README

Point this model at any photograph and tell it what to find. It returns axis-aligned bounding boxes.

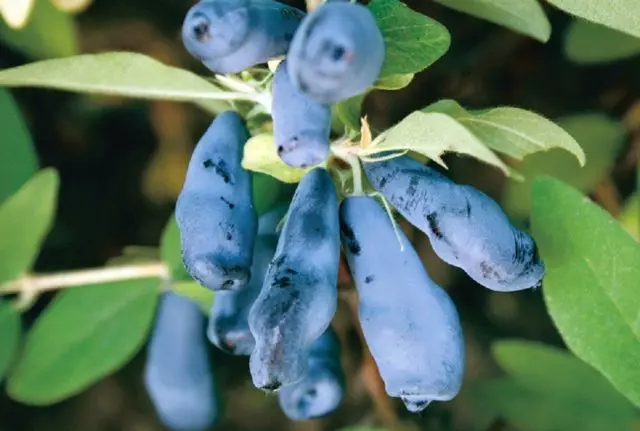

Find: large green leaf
[493,340,638,418]
[503,113,626,219]
[0,298,20,382]
[469,378,633,431]
[424,99,585,164]
[0,169,59,284]
[369,0,451,78]
[0,0,78,59]
[0,89,38,204]
[252,172,284,215]
[531,177,640,407]
[7,278,159,404]
[434,0,551,42]
[0,52,230,112]
[545,0,640,38]
[564,19,640,64]
[242,134,309,183]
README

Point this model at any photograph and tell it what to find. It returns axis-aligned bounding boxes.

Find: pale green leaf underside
[373,73,414,90]
[503,113,626,219]
[545,0,640,39]
[564,19,640,64]
[531,177,640,407]
[7,278,159,405]
[424,99,585,165]
[0,168,59,284]
[434,0,551,42]
[0,52,230,112]
[242,134,309,183]
[369,0,451,78]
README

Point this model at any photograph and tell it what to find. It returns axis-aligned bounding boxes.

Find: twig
[0,262,170,295]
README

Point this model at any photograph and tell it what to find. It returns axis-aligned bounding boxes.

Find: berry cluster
[143,0,545,429]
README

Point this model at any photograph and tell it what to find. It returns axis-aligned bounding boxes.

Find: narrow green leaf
[373,73,414,90]
[0,0,77,59]
[434,0,551,42]
[0,52,230,112]
[0,299,20,382]
[241,133,309,183]
[424,99,585,165]
[334,93,366,133]
[363,110,511,175]
[503,114,626,219]
[369,0,451,78]
[0,89,38,204]
[160,214,191,282]
[171,281,214,315]
[545,0,640,38]
[531,177,640,407]
[7,278,159,405]
[564,19,640,64]
[493,340,638,418]
[469,378,631,431]
[0,169,59,284]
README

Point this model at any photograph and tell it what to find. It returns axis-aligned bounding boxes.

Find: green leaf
[493,340,638,418]
[369,0,451,78]
[373,73,414,90]
[7,278,159,405]
[469,378,632,431]
[434,0,551,42]
[545,0,640,39]
[564,19,640,64]
[252,172,284,215]
[620,194,639,241]
[424,99,585,165]
[531,177,640,407]
[0,89,38,204]
[0,0,78,59]
[363,110,512,175]
[0,169,59,284]
[241,133,309,183]
[0,52,230,112]
[171,281,214,315]
[160,214,191,282]
[503,113,626,219]
[334,93,366,133]
[0,299,20,382]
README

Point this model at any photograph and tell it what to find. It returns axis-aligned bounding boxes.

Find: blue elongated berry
[207,204,288,355]
[286,2,385,104]
[340,196,464,413]
[278,328,345,421]
[182,0,305,74]
[248,168,340,391]
[176,111,257,292]
[271,60,331,168]
[364,156,544,292]
[144,292,218,431]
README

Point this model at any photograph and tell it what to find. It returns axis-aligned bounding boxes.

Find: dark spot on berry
[406,176,419,197]
[262,381,282,392]
[220,196,235,209]
[426,213,444,240]
[274,276,292,288]
[365,275,375,284]
[331,45,346,61]
[284,268,298,275]
[465,199,471,218]
[277,145,285,154]
[203,159,214,168]
[340,222,361,256]
[192,17,210,41]
[378,175,389,189]
[480,260,501,280]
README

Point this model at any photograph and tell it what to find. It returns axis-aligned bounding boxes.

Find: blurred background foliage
[0,0,638,430]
